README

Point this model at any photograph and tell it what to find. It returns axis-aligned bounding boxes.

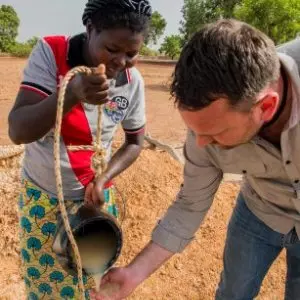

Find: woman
[8,0,152,298]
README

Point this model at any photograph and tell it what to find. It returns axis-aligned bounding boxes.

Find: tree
[160,35,182,59]
[180,0,242,43]
[234,0,300,44]
[145,11,167,45]
[180,0,207,43]
[0,5,19,52]
[213,0,243,18]
[26,36,39,48]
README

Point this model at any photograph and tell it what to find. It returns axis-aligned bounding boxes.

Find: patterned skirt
[19,179,119,300]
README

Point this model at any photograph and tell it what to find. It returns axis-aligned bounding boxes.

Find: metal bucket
[52,202,123,276]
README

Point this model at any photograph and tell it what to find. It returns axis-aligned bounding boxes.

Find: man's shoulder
[277,38,300,53]
[277,38,300,69]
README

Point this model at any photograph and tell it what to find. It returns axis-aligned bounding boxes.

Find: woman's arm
[9,70,109,145]
[85,132,144,205]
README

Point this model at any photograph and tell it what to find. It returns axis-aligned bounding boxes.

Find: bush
[140,44,159,57]
[9,42,32,57]
[159,35,182,60]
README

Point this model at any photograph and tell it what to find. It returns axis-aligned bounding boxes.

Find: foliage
[145,11,167,45]
[179,0,300,45]
[180,0,241,43]
[0,5,19,52]
[9,42,33,57]
[159,35,182,59]
[234,0,300,44]
[26,36,39,48]
[140,44,159,57]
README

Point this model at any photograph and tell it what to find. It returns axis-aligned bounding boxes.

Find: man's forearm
[128,241,174,284]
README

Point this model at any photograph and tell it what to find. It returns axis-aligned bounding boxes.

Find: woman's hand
[67,64,109,106]
[84,174,109,207]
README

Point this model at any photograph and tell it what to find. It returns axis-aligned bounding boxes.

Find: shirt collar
[278,53,300,129]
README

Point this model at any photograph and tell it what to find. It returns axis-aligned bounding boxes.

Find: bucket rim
[67,215,123,275]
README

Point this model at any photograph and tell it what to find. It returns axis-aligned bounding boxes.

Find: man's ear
[258,92,280,123]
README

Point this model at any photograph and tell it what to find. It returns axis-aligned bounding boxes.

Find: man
[94,19,300,300]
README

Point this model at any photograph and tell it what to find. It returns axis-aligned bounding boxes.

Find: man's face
[179,97,274,149]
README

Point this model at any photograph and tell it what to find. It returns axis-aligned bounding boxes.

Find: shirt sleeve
[121,69,146,134]
[21,38,57,96]
[151,130,223,253]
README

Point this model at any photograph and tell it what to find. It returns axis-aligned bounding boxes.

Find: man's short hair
[171,19,280,111]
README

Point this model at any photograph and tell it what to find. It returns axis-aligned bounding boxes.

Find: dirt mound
[0,153,25,299]
[0,148,286,300]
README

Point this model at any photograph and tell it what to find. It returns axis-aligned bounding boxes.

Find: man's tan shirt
[152,39,300,253]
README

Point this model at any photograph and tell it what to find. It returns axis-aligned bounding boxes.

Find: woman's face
[86,25,144,79]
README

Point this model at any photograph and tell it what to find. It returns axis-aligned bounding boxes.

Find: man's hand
[90,267,140,300]
[90,242,174,299]
[84,175,109,207]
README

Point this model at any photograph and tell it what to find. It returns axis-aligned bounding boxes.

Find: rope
[54,64,107,299]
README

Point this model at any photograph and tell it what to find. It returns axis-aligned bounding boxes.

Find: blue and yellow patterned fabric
[19,179,119,300]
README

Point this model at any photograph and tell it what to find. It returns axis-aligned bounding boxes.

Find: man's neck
[259,68,293,146]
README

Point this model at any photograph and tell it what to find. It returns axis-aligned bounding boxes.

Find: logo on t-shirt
[104,96,129,124]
